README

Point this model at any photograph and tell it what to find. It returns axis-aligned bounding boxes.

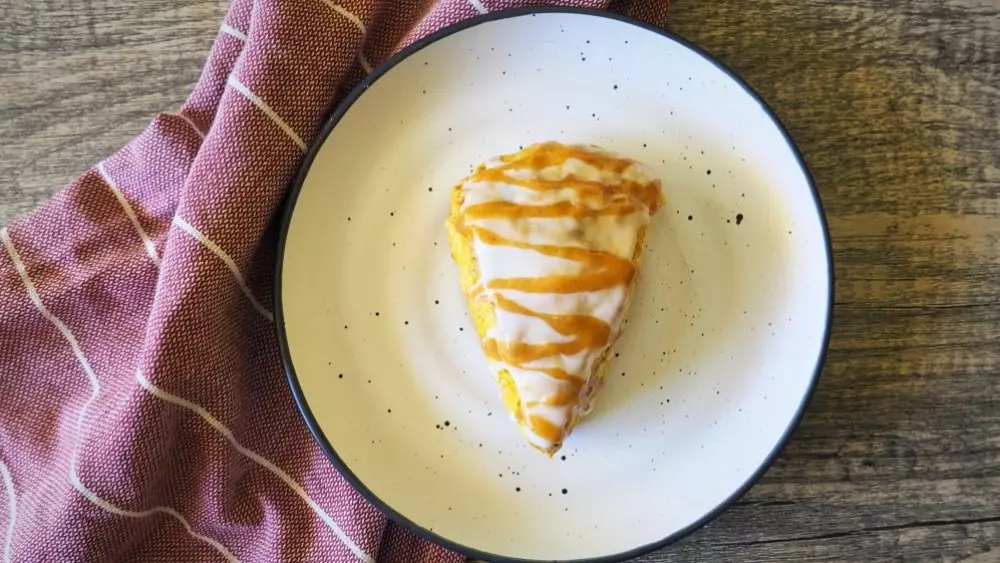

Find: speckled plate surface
[277,8,832,563]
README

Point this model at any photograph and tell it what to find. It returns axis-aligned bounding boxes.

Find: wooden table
[2,1,998,561]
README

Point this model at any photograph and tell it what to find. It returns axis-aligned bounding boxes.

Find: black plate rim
[274,7,835,563]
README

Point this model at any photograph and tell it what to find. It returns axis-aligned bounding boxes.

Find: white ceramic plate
[278,8,832,563]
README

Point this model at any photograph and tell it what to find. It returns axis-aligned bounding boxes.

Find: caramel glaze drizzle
[458,142,663,446]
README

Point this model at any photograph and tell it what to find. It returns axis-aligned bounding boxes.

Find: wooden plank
[0,0,227,224]
[640,0,1000,560]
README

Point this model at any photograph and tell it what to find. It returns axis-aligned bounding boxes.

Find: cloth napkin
[0,0,668,561]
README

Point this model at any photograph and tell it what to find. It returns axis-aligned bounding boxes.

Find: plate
[277,8,832,563]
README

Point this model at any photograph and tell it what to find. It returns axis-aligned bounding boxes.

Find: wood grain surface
[1,0,998,561]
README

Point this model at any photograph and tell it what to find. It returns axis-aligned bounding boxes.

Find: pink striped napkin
[0,0,668,561]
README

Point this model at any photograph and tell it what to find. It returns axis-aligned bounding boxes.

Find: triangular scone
[446,142,665,455]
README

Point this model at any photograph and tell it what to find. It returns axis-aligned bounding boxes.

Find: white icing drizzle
[458,143,663,453]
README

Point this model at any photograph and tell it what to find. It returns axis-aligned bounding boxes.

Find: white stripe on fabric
[226,76,306,151]
[0,458,15,563]
[358,53,374,74]
[69,462,239,562]
[318,2,375,74]
[171,216,274,322]
[322,2,365,31]
[0,229,238,562]
[96,162,162,268]
[220,23,248,42]
[136,370,374,563]
[172,112,206,139]
[67,389,241,563]
[467,0,488,14]
[1,229,100,394]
